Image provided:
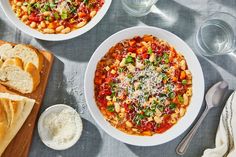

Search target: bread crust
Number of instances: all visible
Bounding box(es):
[24,62,40,92]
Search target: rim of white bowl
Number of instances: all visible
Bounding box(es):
[0,0,112,41]
[84,26,205,146]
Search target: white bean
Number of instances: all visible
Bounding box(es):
[183,94,189,106]
[180,108,186,117]
[43,11,51,16]
[40,21,46,28]
[21,6,27,12]
[16,2,22,6]
[30,0,36,3]
[114,103,120,113]
[56,26,64,32]
[154,116,162,123]
[149,53,156,62]
[21,15,28,21]
[76,21,87,28]
[180,60,186,70]
[61,27,71,34]
[43,28,55,34]
[125,121,133,127]
[30,22,36,28]
[90,10,97,18]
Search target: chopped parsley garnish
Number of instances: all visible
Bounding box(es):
[148,47,153,54]
[178,95,184,104]
[110,82,116,88]
[127,73,133,79]
[156,105,164,112]
[49,3,56,8]
[70,6,77,13]
[182,79,187,85]
[144,109,155,117]
[163,52,169,59]
[43,2,50,11]
[125,56,134,64]
[134,114,144,125]
[33,2,40,9]
[168,92,175,99]
[61,10,68,20]
[159,93,166,97]
[169,103,177,110]
[83,0,89,4]
[165,58,169,63]
[118,68,124,73]
[107,105,115,112]
[144,59,151,65]
[54,12,60,20]
[27,5,32,15]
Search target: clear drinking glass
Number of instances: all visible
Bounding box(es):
[196,12,236,56]
[121,0,158,17]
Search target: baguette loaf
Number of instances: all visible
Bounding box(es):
[0,43,43,71]
[0,58,40,94]
[0,92,35,156]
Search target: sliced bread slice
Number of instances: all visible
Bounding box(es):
[0,43,43,71]
[0,92,35,156]
[0,58,40,94]
[0,43,12,56]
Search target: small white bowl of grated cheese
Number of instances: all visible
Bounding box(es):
[38,104,83,150]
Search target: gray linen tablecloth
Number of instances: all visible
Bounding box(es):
[0,0,236,157]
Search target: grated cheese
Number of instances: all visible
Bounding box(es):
[43,108,79,145]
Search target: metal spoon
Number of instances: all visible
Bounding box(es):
[176,81,229,155]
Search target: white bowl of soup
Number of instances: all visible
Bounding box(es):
[0,0,112,41]
[84,26,205,146]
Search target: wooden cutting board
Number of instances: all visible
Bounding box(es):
[0,41,54,157]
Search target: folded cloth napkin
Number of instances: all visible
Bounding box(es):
[202,92,236,157]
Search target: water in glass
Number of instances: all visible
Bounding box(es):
[196,12,236,56]
[122,0,158,17]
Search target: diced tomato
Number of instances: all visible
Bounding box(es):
[128,40,136,47]
[133,36,142,42]
[156,123,172,133]
[127,47,136,52]
[136,46,147,54]
[180,71,186,80]
[143,35,153,42]
[172,76,178,82]
[97,97,107,108]
[28,13,43,22]
[95,78,102,85]
[98,89,112,96]
[175,69,181,78]
[151,43,157,51]
[78,12,87,18]
[141,53,149,59]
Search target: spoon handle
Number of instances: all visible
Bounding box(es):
[176,107,209,155]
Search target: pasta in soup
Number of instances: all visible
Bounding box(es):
[94,35,192,136]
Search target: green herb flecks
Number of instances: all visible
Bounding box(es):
[148,47,153,54]
[178,95,184,104]
[125,55,134,64]
[107,105,115,112]
[169,103,176,110]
